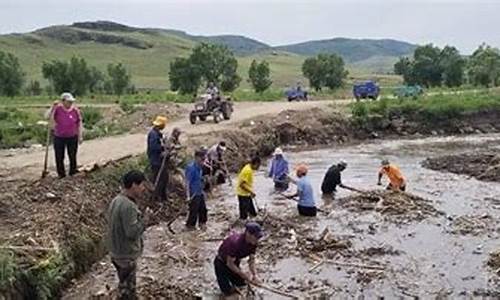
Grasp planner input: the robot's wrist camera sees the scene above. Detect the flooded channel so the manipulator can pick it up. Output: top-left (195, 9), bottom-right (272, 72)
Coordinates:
top-left (241, 134), bottom-right (500, 299)
top-left (64, 134), bottom-right (500, 299)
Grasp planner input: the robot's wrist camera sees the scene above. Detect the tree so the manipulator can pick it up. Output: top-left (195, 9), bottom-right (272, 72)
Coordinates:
top-left (412, 44), bottom-right (443, 87)
top-left (394, 44), bottom-right (466, 88)
top-left (169, 57), bottom-right (201, 95)
top-left (168, 43), bottom-right (241, 94)
top-left (0, 51), bottom-right (25, 97)
top-left (248, 60), bottom-right (272, 93)
top-left (107, 63), bottom-right (131, 96)
top-left (88, 67), bottom-right (105, 93)
top-left (468, 44), bottom-right (500, 87)
top-left (440, 46), bottom-right (466, 87)
top-left (394, 57), bottom-right (416, 84)
top-left (42, 56), bottom-right (92, 95)
top-left (302, 54), bottom-right (348, 91)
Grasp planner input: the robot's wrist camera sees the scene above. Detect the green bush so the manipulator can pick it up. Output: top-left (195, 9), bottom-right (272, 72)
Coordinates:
top-left (0, 250), bottom-right (17, 291)
top-left (81, 107), bottom-right (103, 129)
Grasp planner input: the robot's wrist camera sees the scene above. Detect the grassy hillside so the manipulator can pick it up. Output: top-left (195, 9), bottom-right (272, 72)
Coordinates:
top-left (0, 21), bottom-right (405, 90)
top-left (276, 38), bottom-right (416, 62)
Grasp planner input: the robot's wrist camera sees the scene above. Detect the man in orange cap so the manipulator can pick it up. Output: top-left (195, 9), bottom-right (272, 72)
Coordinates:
top-left (147, 116), bottom-right (168, 202)
top-left (378, 159), bottom-right (406, 191)
top-left (286, 164), bottom-right (317, 217)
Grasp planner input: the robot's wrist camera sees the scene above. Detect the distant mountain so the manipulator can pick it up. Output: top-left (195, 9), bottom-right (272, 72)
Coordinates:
top-left (71, 21), bottom-right (271, 55)
top-left (276, 38), bottom-right (417, 62)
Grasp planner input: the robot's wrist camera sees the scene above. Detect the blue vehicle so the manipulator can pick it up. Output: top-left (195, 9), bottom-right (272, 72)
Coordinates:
top-left (353, 81), bottom-right (380, 101)
top-left (285, 86), bottom-right (308, 101)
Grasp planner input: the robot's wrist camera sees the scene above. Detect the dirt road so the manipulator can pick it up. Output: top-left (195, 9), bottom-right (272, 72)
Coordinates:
top-left (0, 100), bottom-right (335, 181)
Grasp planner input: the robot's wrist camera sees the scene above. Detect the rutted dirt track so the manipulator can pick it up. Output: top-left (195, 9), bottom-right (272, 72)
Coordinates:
top-left (0, 101), bottom-right (335, 181)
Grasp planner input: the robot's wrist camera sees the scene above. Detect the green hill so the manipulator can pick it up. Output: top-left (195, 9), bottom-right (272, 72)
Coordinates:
top-left (276, 38), bottom-right (417, 63)
top-left (0, 21), bottom-right (407, 90)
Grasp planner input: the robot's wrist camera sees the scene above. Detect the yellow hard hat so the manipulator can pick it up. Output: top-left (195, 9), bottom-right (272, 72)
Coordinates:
top-left (152, 116), bottom-right (168, 127)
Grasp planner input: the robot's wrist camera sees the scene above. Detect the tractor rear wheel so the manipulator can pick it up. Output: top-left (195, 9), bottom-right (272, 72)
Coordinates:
top-left (222, 103), bottom-right (232, 120)
top-left (189, 112), bottom-right (196, 125)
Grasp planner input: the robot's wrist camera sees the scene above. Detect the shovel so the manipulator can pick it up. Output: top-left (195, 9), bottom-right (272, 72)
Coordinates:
top-left (40, 121), bottom-right (51, 179)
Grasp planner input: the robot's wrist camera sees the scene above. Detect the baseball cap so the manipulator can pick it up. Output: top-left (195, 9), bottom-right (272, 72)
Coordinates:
top-left (60, 92), bottom-right (75, 102)
top-left (245, 222), bottom-right (263, 239)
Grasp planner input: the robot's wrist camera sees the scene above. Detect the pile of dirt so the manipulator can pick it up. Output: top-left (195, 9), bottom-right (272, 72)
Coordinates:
top-left (422, 152), bottom-right (500, 183)
top-left (248, 109), bottom-right (352, 146)
top-left (123, 103), bottom-right (188, 133)
top-left (488, 249), bottom-right (500, 275)
top-left (137, 277), bottom-right (197, 300)
top-left (338, 190), bottom-right (442, 223)
top-left (449, 214), bottom-right (495, 236)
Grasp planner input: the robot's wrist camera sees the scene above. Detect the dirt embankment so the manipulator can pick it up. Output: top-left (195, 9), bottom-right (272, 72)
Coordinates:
top-left (356, 110), bottom-right (500, 138)
top-left (422, 152), bottom-right (500, 183)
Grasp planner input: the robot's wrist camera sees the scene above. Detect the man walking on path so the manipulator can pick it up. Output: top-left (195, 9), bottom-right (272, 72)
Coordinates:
top-left (50, 92), bottom-right (83, 178)
top-left (185, 149), bottom-right (208, 230)
top-left (321, 161), bottom-right (358, 199)
top-left (214, 222), bottom-right (263, 298)
top-left (107, 170), bottom-right (149, 300)
top-left (236, 156), bottom-right (261, 220)
top-left (268, 147), bottom-right (290, 191)
top-left (378, 159), bottom-right (407, 191)
top-left (286, 164), bottom-right (317, 217)
top-left (147, 116), bottom-right (168, 202)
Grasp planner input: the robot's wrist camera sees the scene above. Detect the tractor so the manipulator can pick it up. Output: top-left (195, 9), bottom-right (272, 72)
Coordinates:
top-left (189, 94), bottom-right (233, 125)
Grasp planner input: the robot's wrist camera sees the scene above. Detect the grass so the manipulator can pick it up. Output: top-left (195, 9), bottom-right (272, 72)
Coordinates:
top-left (351, 90), bottom-right (500, 125)
top-left (0, 106), bottom-right (128, 148)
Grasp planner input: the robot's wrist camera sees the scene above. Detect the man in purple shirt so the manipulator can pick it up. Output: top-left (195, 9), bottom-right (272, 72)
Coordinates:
top-left (50, 92), bottom-right (83, 178)
top-left (214, 222), bottom-right (263, 297)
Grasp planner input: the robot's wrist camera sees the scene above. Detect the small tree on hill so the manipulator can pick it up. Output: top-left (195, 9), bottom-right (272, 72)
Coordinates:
top-left (248, 60), bottom-right (272, 93)
top-left (302, 53), bottom-right (347, 91)
top-left (0, 51), bottom-right (25, 97)
top-left (169, 43), bottom-right (241, 94)
top-left (107, 63), bottom-right (131, 96)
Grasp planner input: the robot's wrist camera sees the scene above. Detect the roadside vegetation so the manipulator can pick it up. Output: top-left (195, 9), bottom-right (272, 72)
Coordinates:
top-left (352, 90), bottom-right (500, 126)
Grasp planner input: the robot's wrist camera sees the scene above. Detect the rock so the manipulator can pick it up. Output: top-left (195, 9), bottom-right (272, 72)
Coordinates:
top-left (431, 131), bottom-right (438, 136)
top-left (45, 192), bottom-right (57, 199)
top-left (370, 132), bottom-right (379, 139)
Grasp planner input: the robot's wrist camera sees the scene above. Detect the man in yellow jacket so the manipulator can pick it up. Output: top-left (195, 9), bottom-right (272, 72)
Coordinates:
top-left (378, 159), bottom-right (406, 191)
top-left (236, 156), bottom-right (261, 220)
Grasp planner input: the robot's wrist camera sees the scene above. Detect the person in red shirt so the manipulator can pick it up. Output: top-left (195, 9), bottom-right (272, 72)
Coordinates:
top-left (50, 92), bottom-right (83, 178)
top-left (214, 222), bottom-right (263, 298)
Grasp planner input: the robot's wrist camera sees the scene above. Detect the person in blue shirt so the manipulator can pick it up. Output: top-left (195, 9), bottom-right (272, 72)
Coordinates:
top-left (147, 116), bottom-right (168, 202)
top-left (185, 149), bottom-right (207, 230)
top-left (286, 164), bottom-right (317, 217)
top-left (268, 147), bottom-right (290, 191)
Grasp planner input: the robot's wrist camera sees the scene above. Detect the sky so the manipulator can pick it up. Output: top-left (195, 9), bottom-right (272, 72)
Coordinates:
top-left (0, 0), bottom-right (498, 54)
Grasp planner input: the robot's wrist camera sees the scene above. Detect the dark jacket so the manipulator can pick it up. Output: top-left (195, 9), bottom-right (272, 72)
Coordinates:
top-left (147, 128), bottom-right (163, 167)
top-left (321, 165), bottom-right (342, 194)
top-left (107, 193), bottom-right (145, 260)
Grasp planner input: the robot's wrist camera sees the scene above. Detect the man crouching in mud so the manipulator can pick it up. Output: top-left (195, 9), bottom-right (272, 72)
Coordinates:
top-left (214, 222), bottom-right (263, 299)
top-left (107, 170), bottom-right (149, 300)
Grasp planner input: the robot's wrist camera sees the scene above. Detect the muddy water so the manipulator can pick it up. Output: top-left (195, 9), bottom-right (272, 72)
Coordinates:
top-left (63, 134), bottom-right (500, 299)
top-left (241, 134), bottom-right (500, 299)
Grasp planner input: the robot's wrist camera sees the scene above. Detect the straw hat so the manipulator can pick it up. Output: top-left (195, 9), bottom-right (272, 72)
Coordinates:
top-left (152, 116), bottom-right (168, 127)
